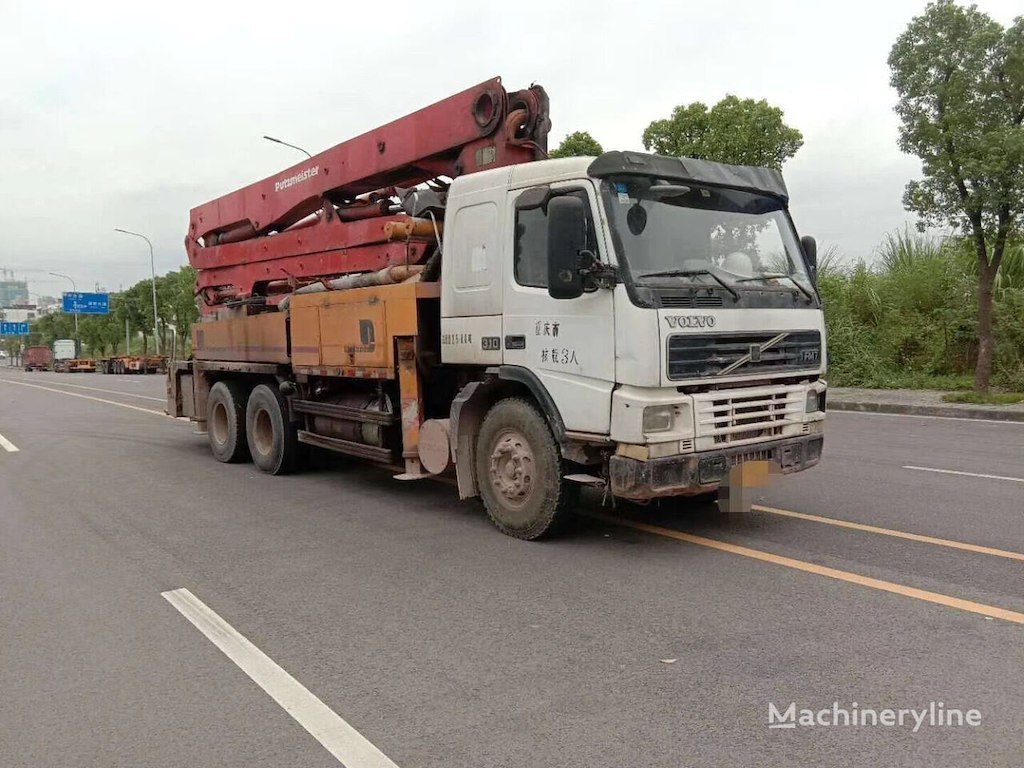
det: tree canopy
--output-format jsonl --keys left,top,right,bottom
{"left": 548, "top": 130, "right": 603, "bottom": 158}
{"left": 12, "top": 266, "right": 199, "bottom": 358}
{"left": 641, "top": 95, "right": 803, "bottom": 169}
{"left": 888, "top": 0, "right": 1024, "bottom": 391}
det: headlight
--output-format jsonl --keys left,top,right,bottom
{"left": 805, "top": 389, "right": 821, "bottom": 413}
{"left": 642, "top": 405, "right": 674, "bottom": 433}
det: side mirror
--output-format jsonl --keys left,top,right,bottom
{"left": 801, "top": 235, "right": 818, "bottom": 283}
{"left": 547, "top": 196, "right": 586, "bottom": 300}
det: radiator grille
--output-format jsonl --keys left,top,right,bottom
{"left": 667, "top": 330, "right": 821, "bottom": 380}
{"left": 694, "top": 388, "right": 804, "bottom": 446}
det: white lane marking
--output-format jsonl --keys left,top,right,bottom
{"left": 0, "top": 378, "right": 167, "bottom": 417}
{"left": 0, "top": 432, "right": 19, "bottom": 452}
{"left": 904, "top": 465, "right": 1024, "bottom": 484}
{"left": 829, "top": 409, "right": 1024, "bottom": 426}
{"left": 162, "top": 589, "right": 400, "bottom": 768}
{"left": 2, "top": 378, "right": 165, "bottom": 402}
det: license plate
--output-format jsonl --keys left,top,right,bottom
{"left": 730, "top": 460, "right": 779, "bottom": 488}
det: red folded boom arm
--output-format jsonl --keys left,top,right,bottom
{"left": 186, "top": 77, "right": 550, "bottom": 310}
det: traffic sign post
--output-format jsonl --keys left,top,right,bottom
{"left": 62, "top": 292, "right": 110, "bottom": 315}
{"left": 0, "top": 322, "right": 30, "bottom": 336}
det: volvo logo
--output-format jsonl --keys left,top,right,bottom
{"left": 665, "top": 315, "right": 716, "bottom": 329}
{"left": 718, "top": 332, "right": 789, "bottom": 376}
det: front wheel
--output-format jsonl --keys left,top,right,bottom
{"left": 475, "top": 398, "right": 578, "bottom": 540}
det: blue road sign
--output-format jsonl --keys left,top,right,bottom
{"left": 63, "top": 292, "right": 110, "bottom": 315}
{"left": 0, "top": 322, "right": 30, "bottom": 336}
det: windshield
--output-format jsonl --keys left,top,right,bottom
{"left": 600, "top": 176, "right": 811, "bottom": 289}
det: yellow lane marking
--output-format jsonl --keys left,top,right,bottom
{"left": 587, "top": 512, "right": 1024, "bottom": 626}
{"left": 0, "top": 378, "right": 167, "bottom": 417}
{"left": 753, "top": 505, "right": 1024, "bottom": 563}
{"left": 0, "top": 376, "right": 165, "bottom": 402}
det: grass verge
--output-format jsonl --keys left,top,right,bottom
{"left": 941, "top": 392, "right": 1024, "bottom": 405}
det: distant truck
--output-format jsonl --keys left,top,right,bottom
{"left": 52, "top": 338, "right": 96, "bottom": 373}
{"left": 53, "top": 339, "right": 77, "bottom": 363}
{"left": 99, "top": 355, "right": 168, "bottom": 375}
{"left": 24, "top": 346, "right": 52, "bottom": 371}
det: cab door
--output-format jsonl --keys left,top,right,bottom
{"left": 501, "top": 181, "right": 615, "bottom": 435}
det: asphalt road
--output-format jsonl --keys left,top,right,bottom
{"left": 1, "top": 367, "right": 1022, "bottom": 767}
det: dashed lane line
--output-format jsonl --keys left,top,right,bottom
{"left": 0, "top": 432, "right": 18, "bottom": 452}
{"left": 163, "top": 588, "right": 401, "bottom": 768}
{"left": 903, "top": 465, "right": 1024, "bottom": 484}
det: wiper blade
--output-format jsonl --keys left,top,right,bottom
{"left": 734, "top": 273, "right": 815, "bottom": 302}
{"left": 639, "top": 269, "right": 739, "bottom": 301}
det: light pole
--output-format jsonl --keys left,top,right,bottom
{"left": 263, "top": 135, "right": 312, "bottom": 158}
{"left": 114, "top": 228, "right": 160, "bottom": 355}
{"left": 48, "top": 272, "right": 78, "bottom": 341}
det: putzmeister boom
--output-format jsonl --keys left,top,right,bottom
{"left": 168, "top": 78, "right": 827, "bottom": 539}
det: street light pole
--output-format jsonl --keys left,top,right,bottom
{"left": 48, "top": 272, "right": 78, "bottom": 341}
{"left": 114, "top": 228, "right": 160, "bottom": 355}
{"left": 263, "top": 135, "right": 313, "bottom": 158}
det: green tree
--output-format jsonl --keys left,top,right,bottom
{"left": 79, "top": 315, "right": 109, "bottom": 357}
{"left": 548, "top": 131, "right": 604, "bottom": 158}
{"left": 889, "top": 0, "right": 1024, "bottom": 392}
{"left": 30, "top": 312, "right": 75, "bottom": 347}
{"left": 166, "top": 266, "right": 199, "bottom": 351}
{"left": 641, "top": 95, "right": 803, "bottom": 169}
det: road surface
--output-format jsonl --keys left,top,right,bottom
{"left": 1, "top": 368, "right": 1021, "bottom": 767}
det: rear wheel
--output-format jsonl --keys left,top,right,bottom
{"left": 475, "top": 398, "right": 577, "bottom": 540}
{"left": 207, "top": 380, "right": 250, "bottom": 463}
{"left": 245, "top": 383, "right": 300, "bottom": 475}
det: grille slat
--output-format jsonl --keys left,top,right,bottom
{"left": 693, "top": 386, "right": 804, "bottom": 446}
{"left": 667, "top": 330, "right": 821, "bottom": 380}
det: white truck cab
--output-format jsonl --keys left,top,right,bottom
{"left": 440, "top": 151, "right": 825, "bottom": 504}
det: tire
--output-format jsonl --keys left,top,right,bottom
{"left": 245, "top": 383, "right": 300, "bottom": 475}
{"left": 475, "top": 397, "right": 578, "bottom": 540}
{"left": 207, "top": 380, "right": 251, "bottom": 463}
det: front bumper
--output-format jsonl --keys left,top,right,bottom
{"left": 609, "top": 434, "right": 824, "bottom": 500}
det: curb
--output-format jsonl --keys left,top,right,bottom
{"left": 827, "top": 400, "right": 1024, "bottom": 423}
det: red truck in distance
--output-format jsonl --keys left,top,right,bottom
{"left": 23, "top": 346, "right": 52, "bottom": 372}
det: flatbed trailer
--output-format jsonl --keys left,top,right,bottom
{"left": 99, "top": 355, "right": 168, "bottom": 374}
{"left": 55, "top": 358, "right": 97, "bottom": 373}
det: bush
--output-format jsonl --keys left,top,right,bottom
{"left": 821, "top": 230, "right": 1022, "bottom": 390}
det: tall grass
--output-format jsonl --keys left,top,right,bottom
{"left": 820, "top": 229, "right": 1024, "bottom": 390}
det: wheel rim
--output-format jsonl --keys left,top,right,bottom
{"left": 252, "top": 407, "right": 274, "bottom": 457}
{"left": 487, "top": 428, "right": 535, "bottom": 511}
{"left": 211, "top": 402, "right": 229, "bottom": 446}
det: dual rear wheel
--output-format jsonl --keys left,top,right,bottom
{"left": 206, "top": 381, "right": 299, "bottom": 475}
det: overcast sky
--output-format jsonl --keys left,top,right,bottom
{"left": 1, "top": 0, "right": 1020, "bottom": 297}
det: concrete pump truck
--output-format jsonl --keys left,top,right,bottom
{"left": 168, "top": 77, "right": 826, "bottom": 539}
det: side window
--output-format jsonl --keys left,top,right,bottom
{"left": 514, "top": 189, "right": 596, "bottom": 288}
